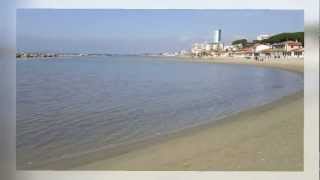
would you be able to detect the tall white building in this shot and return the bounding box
[213,29,222,43]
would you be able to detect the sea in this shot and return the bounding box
[16,56,304,169]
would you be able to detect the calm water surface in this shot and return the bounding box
[16,56,303,168]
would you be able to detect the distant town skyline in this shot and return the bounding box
[17,9,304,54]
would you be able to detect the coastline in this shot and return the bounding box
[74,58,304,171]
[169,56,304,74]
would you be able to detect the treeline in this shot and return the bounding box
[261,32,304,45]
[231,39,247,45]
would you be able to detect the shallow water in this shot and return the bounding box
[16,56,303,169]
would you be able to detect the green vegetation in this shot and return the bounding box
[261,32,304,45]
[232,39,247,45]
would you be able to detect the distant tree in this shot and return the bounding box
[261,32,304,45]
[232,39,248,46]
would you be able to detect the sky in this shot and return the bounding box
[0,1,15,48]
[17,9,304,54]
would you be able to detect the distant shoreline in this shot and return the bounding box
[17,54,304,75]
[178,56,304,74]
[144,55,304,73]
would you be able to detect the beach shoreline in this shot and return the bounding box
[160,56,304,74]
[71,58,304,171]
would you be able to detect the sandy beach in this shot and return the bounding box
[74,58,304,171]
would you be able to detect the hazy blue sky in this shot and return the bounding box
[17,9,303,54]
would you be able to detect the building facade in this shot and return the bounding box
[213,29,222,43]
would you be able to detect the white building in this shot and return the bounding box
[205,43,213,51]
[215,43,224,51]
[254,44,272,53]
[213,29,222,43]
[205,42,224,51]
[191,43,205,55]
[224,45,238,51]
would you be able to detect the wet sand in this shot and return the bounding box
[76,58,304,171]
